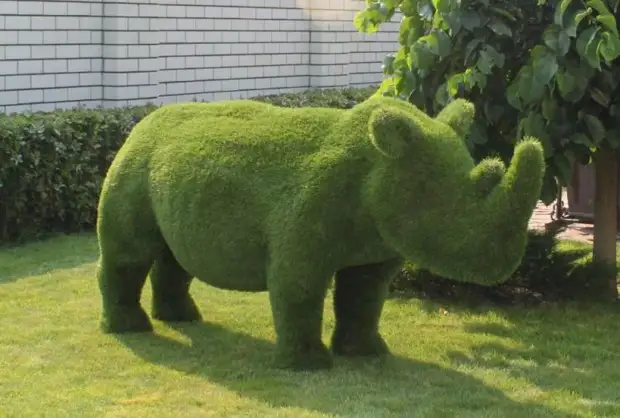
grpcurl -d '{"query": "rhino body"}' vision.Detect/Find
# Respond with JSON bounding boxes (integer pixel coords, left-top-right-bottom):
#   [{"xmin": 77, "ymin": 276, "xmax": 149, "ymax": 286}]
[{"xmin": 96, "ymin": 96, "xmax": 544, "ymax": 370}]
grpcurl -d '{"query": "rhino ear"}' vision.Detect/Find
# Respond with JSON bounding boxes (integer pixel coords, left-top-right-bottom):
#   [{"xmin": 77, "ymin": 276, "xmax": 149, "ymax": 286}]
[
  {"xmin": 368, "ymin": 107, "xmax": 423, "ymax": 158},
  {"xmin": 435, "ymin": 99, "xmax": 475, "ymax": 138}
]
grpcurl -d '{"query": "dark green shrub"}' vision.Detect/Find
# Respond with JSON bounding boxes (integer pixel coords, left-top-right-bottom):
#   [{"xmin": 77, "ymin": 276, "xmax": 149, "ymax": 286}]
[
  {"xmin": 0, "ymin": 88, "xmax": 376, "ymax": 245},
  {"xmin": 250, "ymin": 87, "xmax": 377, "ymax": 109},
  {"xmin": 0, "ymin": 105, "xmax": 157, "ymax": 244},
  {"xmin": 392, "ymin": 227, "xmax": 616, "ymax": 303}
]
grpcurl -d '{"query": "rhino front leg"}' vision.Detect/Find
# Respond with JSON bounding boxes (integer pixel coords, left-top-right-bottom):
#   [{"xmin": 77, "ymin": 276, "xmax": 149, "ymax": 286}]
[
  {"xmin": 267, "ymin": 260, "xmax": 333, "ymax": 371},
  {"xmin": 331, "ymin": 259, "xmax": 402, "ymax": 357}
]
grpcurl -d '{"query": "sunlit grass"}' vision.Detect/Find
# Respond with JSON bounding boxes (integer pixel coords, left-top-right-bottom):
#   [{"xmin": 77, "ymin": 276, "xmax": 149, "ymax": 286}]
[{"xmin": 1, "ymin": 234, "xmax": 619, "ymax": 417}]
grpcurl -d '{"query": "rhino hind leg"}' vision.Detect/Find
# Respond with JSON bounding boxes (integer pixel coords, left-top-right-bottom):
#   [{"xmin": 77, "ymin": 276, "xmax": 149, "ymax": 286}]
[
  {"xmin": 97, "ymin": 253, "xmax": 154, "ymax": 334},
  {"xmin": 331, "ymin": 259, "xmax": 402, "ymax": 357},
  {"xmin": 150, "ymin": 244, "xmax": 202, "ymax": 323},
  {"xmin": 97, "ymin": 176, "xmax": 162, "ymax": 334}
]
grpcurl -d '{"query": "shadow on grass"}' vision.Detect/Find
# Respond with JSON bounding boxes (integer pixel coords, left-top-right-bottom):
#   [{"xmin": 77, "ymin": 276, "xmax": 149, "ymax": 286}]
[
  {"xmin": 442, "ymin": 303, "xmax": 620, "ymax": 417},
  {"xmin": 0, "ymin": 233, "xmax": 98, "ymax": 284},
  {"xmin": 116, "ymin": 321, "xmax": 566, "ymax": 417}
]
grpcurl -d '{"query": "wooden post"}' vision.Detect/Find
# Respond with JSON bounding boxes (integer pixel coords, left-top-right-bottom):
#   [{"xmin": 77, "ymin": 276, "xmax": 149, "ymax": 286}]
[
  {"xmin": 555, "ymin": 186, "xmax": 564, "ymax": 221},
  {"xmin": 593, "ymin": 147, "xmax": 619, "ymax": 301}
]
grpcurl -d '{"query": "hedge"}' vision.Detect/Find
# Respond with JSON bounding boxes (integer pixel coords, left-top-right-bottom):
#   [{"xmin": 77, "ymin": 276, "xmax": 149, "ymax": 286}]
[{"xmin": 0, "ymin": 87, "xmax": 376, "ymax": 245}]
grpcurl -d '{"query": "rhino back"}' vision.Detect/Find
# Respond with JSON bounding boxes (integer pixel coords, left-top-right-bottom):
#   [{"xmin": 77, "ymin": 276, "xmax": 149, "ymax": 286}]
[{"xmin": 142, "ymin": 101, "xmax": 345, "ymax": 202}]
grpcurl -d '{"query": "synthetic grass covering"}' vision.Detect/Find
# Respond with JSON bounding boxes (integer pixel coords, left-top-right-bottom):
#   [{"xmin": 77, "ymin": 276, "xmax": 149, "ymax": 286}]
[{"xmin": 95, "ymin": 97, "xmax": 544, "ymax": 370}]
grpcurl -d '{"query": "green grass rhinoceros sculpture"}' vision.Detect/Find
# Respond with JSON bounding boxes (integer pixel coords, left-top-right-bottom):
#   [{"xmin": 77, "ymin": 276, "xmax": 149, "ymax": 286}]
[{"xmin": 96, "ymin": 96, "xmax": 545, "ymax": 370}]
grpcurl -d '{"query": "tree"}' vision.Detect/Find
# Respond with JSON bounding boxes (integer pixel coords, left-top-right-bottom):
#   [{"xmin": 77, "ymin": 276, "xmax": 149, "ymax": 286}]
[{"xmin": 355, "ymin": 0, "xmax": 620, "ymax": 300}]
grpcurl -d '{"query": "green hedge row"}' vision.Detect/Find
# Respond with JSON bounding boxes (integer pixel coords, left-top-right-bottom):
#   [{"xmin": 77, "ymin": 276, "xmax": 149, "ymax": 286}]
[{"xmin": 0, "ymin": 87, "xmax": 376, "ymax": 245}]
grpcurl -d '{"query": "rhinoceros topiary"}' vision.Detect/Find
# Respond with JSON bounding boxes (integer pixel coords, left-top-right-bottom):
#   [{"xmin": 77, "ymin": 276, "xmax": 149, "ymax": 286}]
[{"xmin": 96, "ymin": 96, "xmax": 544, "ymax": 370}]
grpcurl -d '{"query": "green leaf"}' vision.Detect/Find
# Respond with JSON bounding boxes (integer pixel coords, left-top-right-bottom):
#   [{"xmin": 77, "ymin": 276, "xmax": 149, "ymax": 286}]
[
  {"xmin": 410, "ymin": 39, "xmax": 437, "ymax": 70},
  {"xmin": 488, "ymin": 6, "xmax": 517, "ymax": 22},
  {"xmin": 598, "ymin": 31, "xmax": 620, "ymax": 63},
  {"xmin": 443, "ymin": 10, "xmax": 463, "ymax": 34},
  {"xmin": 400, "ymin": 0, "xmax": 417, "ymax": 15},
  {"xmin": 476, "ymin": 50, "xmax": 493, "ymax": 75},
  {"xmin": 569, "ymin": 132, "xmax": 595, "ymax": 147},
  {"xmin": 418, "ymin": 0, "xmax": 434, "ymax": 20},
  {"xmin": 542, "ymin": 94, "xmax": 558, "ymax": 120},
  {"xmin": 475, "ymin": 45, "xmax": 505, "ymax": 75},
  {"xmin": 590, "ymin": 86, "xmax": 611, "ymax": 107},
  {"xmin": 432, "ymin": 11, "xmax": 449, "ymax": 31},
  {"xmin": 464, "ymin": 38, "xmax": 483, "ymax": 65},
  {"xmin": 384, "ymin": 7, "xmax": 396, "ymax": 21},
  {"xmin": 382, "ymin": 54, "xmax": 396, "ymax": 74},
  {"xmin": 554, "ymin": 0, "xmax": 574, "ymax": 27},
  {"xmin": 521, "ymin": 112, "xmax": 553, "ymax": 157},
  {"xmin": 543, "ymin": 25, "xmax": 571, "ymax": 56},
  {"xmin": 584, "ymin": 35, "xmax": 603, "ymax": 69},
  {"xmin": 460, "ymin": 9, "xmax": 482, "ymax": 30},
  {"xmin": 576, "ymin": 26, "xmax": 602, "ymax": 68},
  {"xmin": 485, "ymin": 45, "xmax": 505, "ymax": 68},
  {"xmin": 394, "ymin": 70, "xmax": 418, "ymax": 97},
  {"xmin": 531, "ymin": 46, "xmax": 559, "ymax": 85},
  {"xmin": 434, "ymin": 83, "xmax": 450, "ymax": 106},
  {"xmin": 555, "ymin": 62, "xmax": 589, "ymax": 102},
  {"xmin": 432, "ymin": 0, "xmax": 458, "ymax": 13},
  {"xmin": 582, "ymin": 113, "xmax": 606, "ymax": 144},
  {"xmin": 586, "ymin": 0, "xmax": 612, "ymax": 16},
  {"xmin": 446, "ymin": 73, "xmax": 464, "ymax": 96},
  {"xmin": 506, "ymin": 80, "xmax": 522, "ymax": 110},
  {"xmin": 432, "ymin": 29, "xmax": 452, "ymax": 57},
  {"xmin": 393, "ymin": 46, "xmax": 409, "ymax": 71},
  {"xmin": 382, "ymin": 0, "xmax": 401, "ymax": 8},
  {"xmin": 375, "ymin": 77, "xmax": 397, "ymax": 97},
  {"xmin": 398, "ymin": 15, "xmax": 423, "ymax": 46},
  {"xmin": 575, "ymin": 26, "xmax": 599, "ymax": 56},
  {"xmin": 596, "ymin": 14, "xmax": 619, "ymax": 37},
  {"xmin": 565, "ymin": 7, "xmax": 592, "ymax": 37},
  {"xmin": 354, "ymin": 10, "xmax": 381, "ymax": 33},
  {"xmin": 408, "ymin": 26, "xmax": 422, "ymax": 45},
  {"xmin": 470, "ymin": 69, "xmax": 488, "ymax": 90},
  {"xmin": 398, "ymin": 17, "xmax": 411, "ymax": 45},
  {"xmin": 488, "ymin": 17, "xmax": 512, "ymax": 37},
  {"xmin": 540, "ymin": 170, "xmax": 559, "ymax": 205},
  {"xmin": 517, "ymin": 65, "xmax": 546, "ymax": 104},
  {"xmin": 553, "ymin": 153, "xmax": 574, "ymax": 185},
  {"xmin": 461, "ymin": 68, "xmax": 477, "ymax": 89}
]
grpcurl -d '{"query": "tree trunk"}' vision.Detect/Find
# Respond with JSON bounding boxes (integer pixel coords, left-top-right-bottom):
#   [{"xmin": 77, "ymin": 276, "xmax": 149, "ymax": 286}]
[{"xmin": 593, "ymin": 147, "xmax": 618, "ymax": 301}]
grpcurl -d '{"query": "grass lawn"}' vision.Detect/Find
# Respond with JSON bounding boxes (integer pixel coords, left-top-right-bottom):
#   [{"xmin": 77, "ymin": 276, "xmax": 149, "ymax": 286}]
[{"xmin": 1, "ymin": 234, "xmax": 620, "ymax": 417}]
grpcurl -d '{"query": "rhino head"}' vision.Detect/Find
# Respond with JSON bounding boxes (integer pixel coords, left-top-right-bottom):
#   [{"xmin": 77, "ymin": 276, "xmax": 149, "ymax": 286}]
[{"xmin": 359, "ymin": 97, "xmax": 545, "ymax": 285}]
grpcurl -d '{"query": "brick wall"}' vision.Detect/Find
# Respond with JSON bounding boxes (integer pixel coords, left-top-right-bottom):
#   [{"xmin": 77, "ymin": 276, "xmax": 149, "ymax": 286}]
[{"xmin": 0, "ymin": 0, "xmax": 399, "ymax": 113}]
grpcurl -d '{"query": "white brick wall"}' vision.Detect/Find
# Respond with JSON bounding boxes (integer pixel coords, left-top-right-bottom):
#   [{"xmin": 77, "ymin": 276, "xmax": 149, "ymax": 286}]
[{"xmin": 0, "ymin": 0, "xmax": 399, "ymax": 113}]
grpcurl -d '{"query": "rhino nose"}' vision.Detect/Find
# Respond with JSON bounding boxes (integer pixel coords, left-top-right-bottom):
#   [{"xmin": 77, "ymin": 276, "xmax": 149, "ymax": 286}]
[{"xmin": 488, "ymin": 138, "xmax": 545, "ymax": 222}]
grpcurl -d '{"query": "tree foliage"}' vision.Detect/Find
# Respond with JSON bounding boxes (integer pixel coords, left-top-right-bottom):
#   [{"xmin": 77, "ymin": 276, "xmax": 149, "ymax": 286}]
[{"xmin": 355, "ymin": 0, "xmax": 620, "ymax": 204}]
